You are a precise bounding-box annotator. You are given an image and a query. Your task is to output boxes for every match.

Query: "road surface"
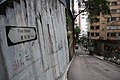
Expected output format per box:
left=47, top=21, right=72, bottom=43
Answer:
left=68, top=46, right=120, bottom=80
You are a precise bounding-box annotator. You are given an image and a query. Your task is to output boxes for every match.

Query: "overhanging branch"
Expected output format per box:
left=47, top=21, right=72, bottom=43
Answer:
left=73, top=7, right=87, bottom=20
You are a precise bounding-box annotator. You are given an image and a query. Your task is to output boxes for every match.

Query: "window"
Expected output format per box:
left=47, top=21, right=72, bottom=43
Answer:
left=107, top=33, right=110, bottom=37
left=96, top=33, right=99, bottom=36
left=107, top=33, right=116, bottom=37
left=91, top=33, right=94, bottom=36
left=107, top=18, right=111, bottom=22
left=111, top=2, right=117, bottom=6
left=118, top=33, right=120, bottom=36
left=111, top=33, right=116, bottom=37
left=96, top=26, right=100, bottom=29
left=110, top=9, right=120, bottom=14
left=111, top=9, right=117, bottom=14
left=94, top=18, right=99, bottom=22
left=93, top=18, right=100, bottom=22
left=111, top=17, right=116, bottom=21
left=90, top=18, right=99, bottom=23
left=90, top=26, right=94, bottom=29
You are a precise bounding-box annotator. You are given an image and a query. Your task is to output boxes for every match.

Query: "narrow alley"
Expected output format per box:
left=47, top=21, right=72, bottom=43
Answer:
left=68, top=45, right=120, bottom=80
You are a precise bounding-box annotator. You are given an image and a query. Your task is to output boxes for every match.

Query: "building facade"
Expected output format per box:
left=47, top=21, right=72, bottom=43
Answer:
left=89, top=0, right=120, bottom=55
left=78, top=0, right=89, bottom=37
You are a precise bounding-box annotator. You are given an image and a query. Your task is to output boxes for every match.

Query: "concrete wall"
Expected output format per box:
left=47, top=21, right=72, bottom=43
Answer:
left=0, top=0, right=69, bottom=80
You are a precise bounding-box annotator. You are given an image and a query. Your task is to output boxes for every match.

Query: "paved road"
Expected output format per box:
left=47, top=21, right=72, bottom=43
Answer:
left=68, top=46, right=120, bottom=80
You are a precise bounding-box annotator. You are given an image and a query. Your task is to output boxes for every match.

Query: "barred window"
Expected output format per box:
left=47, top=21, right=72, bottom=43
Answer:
left=118, top=33, right=120, bottom=36
left=96, top=33, right=99, bottom=36
left=107, top=33, right=110, bottom=37
left=111, top=2, right=117, bottom=6
left=91, top=33, right=94, bottom=36
left=90, top=26, right=94, bottom=29
left=111, top=9, right=117, bottom=14
left=111, top=33, right=116, bottom=37
left=107, top=18, right=111, bottom=22
left=96, top=26, right=100, bottom=29
left=111, top=17, right=116, bottom=21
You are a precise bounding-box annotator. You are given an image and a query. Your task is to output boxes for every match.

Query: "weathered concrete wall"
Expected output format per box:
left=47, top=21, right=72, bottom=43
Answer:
left=0, top=0, right=69, bottom=80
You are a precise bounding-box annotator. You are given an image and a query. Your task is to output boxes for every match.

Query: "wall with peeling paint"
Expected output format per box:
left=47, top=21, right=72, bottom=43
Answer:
left=0, top=0, right=69, bottom=80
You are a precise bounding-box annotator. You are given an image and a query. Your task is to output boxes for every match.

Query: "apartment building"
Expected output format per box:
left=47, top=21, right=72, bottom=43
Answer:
left=107, top=0, right=120, bottom=40
left=89, top=0, right=120, bottom=55
left=78, top=0, right=89, bottom=37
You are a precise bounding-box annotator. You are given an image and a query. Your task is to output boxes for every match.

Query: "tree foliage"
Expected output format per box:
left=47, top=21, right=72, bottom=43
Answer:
left=84, top=0, right=110, bottom=16
left=74, top=26, right=80, bottom=34
left=74, top=26, right=80, bottom=41
left=75, top=0, right=110, bottom=19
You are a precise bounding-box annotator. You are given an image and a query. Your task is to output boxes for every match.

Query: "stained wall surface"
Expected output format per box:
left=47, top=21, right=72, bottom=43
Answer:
left=0, top=0, right=69, bottom=80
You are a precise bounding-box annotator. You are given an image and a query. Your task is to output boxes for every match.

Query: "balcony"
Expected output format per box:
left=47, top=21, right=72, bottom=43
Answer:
left=107, top=22, right=120, bottom=26
left=107, top=26, right=120, bottom=30
left=91, top=22, right=100, bottom=26
left=107, top=36, right=120, bottom=40
left=110, top=5, right=120, bottom=9
left=90, top=36, right=100, bottom=40
left=90, top=30, right=100, bottom=33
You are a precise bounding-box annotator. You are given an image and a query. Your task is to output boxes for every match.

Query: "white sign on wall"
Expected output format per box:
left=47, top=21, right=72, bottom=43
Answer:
left=6, top=26, right=37, bottom=46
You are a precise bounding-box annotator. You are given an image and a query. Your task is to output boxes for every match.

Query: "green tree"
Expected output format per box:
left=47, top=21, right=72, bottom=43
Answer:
left=72, top=0, right=110, bottom=44
left=75, top=26, right=80, bottom=34
left=74, top=0, right=110, bottom=19
left=67, top=0, right=110, bottom=54
left=74, top=26, right=80, bottom=42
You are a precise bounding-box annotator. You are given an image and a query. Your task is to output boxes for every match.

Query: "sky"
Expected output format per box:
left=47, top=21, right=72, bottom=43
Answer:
left=74, top=0, right=78, bottom=11
left=74, top=0, right=89, bottom=36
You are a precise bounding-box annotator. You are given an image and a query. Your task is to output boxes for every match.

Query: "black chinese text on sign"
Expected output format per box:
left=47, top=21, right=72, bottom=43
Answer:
left=6, top=26, right=37, bottom=46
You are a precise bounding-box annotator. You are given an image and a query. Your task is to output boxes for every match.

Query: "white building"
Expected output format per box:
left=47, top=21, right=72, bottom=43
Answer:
left=78, top=0, right=90, bottom=37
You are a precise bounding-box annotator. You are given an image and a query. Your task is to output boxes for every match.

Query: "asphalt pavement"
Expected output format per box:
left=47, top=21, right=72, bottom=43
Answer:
left=67, top=45, right=120, bottom=80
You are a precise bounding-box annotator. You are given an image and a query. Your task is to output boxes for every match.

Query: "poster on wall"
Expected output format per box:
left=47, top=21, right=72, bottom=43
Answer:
left=6, top=26, right=37, bottom=46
